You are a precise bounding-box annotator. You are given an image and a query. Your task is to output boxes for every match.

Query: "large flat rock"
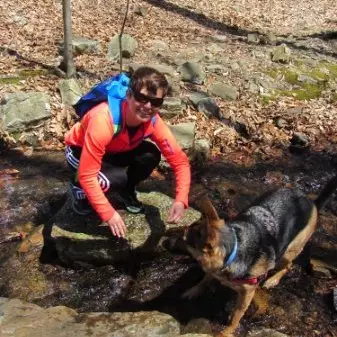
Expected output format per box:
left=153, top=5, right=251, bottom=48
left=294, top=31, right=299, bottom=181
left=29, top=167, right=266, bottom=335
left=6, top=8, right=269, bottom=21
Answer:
left=0, top=297, right=181, bottom=337
left=50, top=191, right=200, bottom=266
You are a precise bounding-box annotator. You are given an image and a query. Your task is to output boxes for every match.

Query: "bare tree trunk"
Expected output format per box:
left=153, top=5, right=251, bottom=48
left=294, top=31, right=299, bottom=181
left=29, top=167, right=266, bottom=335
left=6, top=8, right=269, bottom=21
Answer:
left=62, top=0, right=76, bottom=77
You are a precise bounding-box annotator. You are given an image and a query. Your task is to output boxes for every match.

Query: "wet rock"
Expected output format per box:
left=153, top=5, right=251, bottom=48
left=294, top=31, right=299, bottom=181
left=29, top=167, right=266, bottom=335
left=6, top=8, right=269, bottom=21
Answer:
left=0, top=225, right=59, bottom=301
left=50, top=192, right=200, bottom=266
left=0, top=297, right=181, bottom=337
left=247, top=328, right=290, bottom=337
left=0, top=155, right=66, bottom=236
left=181, top=318, right=213, bottom=335
left=127, top=254, right=194, bottom=302
left=0, top=220, right=132, bottom=308
left=108, top=34, right=138, bottom=60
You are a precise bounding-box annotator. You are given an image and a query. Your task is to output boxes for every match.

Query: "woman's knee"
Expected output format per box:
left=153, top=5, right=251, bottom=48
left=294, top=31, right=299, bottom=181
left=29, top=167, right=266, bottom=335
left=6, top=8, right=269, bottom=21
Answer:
left=99, top=166, right=128, bottom=192
left=140, top=142, right=161, bottom=167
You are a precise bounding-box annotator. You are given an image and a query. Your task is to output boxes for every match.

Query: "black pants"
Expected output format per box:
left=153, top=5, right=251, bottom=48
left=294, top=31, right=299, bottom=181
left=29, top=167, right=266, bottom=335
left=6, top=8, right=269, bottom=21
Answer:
left=65, top=141, right=161, bottom=199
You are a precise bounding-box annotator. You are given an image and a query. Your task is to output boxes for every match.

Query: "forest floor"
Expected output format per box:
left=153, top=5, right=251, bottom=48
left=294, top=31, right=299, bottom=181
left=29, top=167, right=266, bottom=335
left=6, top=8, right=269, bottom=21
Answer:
left=0, top=0, right=337, bottom=166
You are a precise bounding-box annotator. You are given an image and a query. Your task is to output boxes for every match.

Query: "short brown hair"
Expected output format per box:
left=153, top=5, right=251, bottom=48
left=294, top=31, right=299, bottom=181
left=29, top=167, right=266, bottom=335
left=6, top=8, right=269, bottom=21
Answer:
left=130, top=66, right=169, bottom=96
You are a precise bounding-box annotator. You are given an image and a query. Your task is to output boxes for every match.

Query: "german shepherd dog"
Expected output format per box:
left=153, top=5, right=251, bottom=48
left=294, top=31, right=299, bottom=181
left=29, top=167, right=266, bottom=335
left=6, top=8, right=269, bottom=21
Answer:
left=165, top=175, right=337, bottom=337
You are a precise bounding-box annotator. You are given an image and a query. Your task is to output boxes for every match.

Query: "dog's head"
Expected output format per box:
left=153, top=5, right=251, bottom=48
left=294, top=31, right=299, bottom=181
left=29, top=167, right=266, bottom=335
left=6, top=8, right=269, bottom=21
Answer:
left=184, top=197, right=227, bottom=272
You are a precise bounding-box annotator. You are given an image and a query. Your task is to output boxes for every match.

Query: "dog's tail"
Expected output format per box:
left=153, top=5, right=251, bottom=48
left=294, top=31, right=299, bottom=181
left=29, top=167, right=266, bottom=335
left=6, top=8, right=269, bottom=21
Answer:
left=315, top=174, right=337, bottom=210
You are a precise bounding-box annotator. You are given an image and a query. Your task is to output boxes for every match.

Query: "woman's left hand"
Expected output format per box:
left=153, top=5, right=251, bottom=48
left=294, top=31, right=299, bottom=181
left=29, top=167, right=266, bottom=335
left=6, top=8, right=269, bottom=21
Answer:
left=167, top=201, right=185, bottom=223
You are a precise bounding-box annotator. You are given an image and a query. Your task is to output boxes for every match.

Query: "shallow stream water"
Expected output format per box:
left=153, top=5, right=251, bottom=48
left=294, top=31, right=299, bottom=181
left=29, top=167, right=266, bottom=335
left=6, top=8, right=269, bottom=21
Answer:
left=0, top=148, right=336, bottom=336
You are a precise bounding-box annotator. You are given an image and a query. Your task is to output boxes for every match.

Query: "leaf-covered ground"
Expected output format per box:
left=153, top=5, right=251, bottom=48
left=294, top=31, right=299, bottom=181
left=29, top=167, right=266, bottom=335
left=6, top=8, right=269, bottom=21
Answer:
left=0, top=0, right=336, bottom=164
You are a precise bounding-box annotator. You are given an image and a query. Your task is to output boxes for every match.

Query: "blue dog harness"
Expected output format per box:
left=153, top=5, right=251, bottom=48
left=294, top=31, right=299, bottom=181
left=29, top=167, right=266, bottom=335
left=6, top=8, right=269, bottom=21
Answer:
left=223, top=228, right=238, bottom=267
left=223, top=227, right=267, bottom=285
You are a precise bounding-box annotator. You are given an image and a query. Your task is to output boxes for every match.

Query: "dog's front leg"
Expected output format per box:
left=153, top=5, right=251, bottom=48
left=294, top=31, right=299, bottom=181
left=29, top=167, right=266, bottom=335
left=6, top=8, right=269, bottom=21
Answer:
left=218, top=285, right=256, bottom=337
left=182, top=274, right=212, bottom=299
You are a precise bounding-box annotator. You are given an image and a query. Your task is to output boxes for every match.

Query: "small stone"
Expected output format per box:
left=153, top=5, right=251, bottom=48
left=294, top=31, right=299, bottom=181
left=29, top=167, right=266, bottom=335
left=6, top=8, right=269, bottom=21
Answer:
left=247, top=33, right=260, bottom=44
left=178, top=62, right=205, bottom=85
left=211, top=35, right=227, bottom=43
left=274, top=117, right=288, bottom=128
left=209, top=82, right=238, bottom=100
left=291, top=132, right=309, bottom=146
left=271, top=44, right=291, bottom=63
left=134, top=6, right=148, bottom=16
left=150, top=40, right=169, bottom=51
left=197, top=98, right=221, bottom=119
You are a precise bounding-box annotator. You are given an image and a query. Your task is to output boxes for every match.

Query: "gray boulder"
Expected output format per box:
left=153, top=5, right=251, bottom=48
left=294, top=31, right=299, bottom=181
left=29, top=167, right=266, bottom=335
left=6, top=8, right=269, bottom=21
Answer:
left=59, top=78, right=82, bottom=106
left=1, top=92, right=51, bottom=132
left=271, top=44, right=291, bottom=63
left=178, top=62, right=205, bottom=85
left=186, top=92, right=221, bottom=119
left=108, top=34, right=138, bottom=60
left=0, top=297, right=181, bottom=337
left=169, top=122, right=196, bottom=150
left=60, top=36, right=101, bottom=56
left=50, top=191, right=200, bottom=266
left=209, top=82, right=238, bottom=101
left=160, top=97, right=184, bottom=119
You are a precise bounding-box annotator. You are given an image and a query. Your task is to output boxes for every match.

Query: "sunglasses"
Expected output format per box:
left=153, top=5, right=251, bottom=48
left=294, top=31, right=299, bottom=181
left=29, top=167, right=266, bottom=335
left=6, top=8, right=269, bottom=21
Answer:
left=132, top=90, right=164, bottom=108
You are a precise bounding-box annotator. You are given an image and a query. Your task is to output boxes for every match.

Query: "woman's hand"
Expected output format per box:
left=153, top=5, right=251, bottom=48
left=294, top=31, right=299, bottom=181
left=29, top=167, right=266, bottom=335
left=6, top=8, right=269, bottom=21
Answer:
left=167, top=201, right=185, bottom=223
left=107, top=211, right=127, bottom=238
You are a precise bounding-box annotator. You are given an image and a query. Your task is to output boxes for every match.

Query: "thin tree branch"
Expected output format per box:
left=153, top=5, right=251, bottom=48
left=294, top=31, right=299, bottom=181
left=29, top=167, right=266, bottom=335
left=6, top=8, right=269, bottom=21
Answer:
left=119, top=0, right=131, bottom=72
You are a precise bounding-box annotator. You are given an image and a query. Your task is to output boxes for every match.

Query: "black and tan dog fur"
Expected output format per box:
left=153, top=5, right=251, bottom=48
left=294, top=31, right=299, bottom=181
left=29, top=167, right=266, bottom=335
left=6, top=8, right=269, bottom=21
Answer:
left=174, top=176, right=337, bottom=337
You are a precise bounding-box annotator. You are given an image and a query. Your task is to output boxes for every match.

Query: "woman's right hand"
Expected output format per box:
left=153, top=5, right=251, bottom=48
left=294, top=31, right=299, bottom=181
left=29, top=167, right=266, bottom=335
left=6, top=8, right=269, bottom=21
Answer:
left=107, top=211, right=127, bottom=238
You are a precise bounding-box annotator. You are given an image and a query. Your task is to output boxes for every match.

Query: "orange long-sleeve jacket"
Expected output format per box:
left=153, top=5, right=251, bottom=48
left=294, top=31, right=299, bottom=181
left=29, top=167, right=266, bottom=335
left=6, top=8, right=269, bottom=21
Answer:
left=65, top=101, right=191, bottom=221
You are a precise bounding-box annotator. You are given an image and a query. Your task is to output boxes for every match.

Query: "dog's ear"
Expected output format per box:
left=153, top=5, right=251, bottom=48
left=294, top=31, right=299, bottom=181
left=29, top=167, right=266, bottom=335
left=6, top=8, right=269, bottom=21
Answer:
left=197, top=197, right=222, bottom=224
left=197, top=197, right=225, bottom=249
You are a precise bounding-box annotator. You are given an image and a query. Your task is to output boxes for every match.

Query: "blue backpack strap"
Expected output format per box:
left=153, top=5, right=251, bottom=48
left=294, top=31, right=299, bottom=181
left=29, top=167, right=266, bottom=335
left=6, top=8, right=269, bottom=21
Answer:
left=107, top=73, right=130, bottom=136
left=109, top=98, right=123, bottom=135
left=151, top=115, right=157, bottom=125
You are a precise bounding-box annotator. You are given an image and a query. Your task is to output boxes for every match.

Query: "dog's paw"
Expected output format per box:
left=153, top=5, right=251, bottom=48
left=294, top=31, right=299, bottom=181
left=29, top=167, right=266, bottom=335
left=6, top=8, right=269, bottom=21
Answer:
left=262, top=277, right=280, bottom=289
left=158, top=236, right=174, bottom=250
left=182, top=286, right=202, bottom=299
left=216, top=327, right=235, bottom=337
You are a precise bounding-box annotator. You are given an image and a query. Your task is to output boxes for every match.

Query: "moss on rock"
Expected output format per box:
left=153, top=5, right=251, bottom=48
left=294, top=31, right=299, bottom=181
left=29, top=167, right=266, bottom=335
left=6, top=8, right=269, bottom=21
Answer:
left=264, top=60, right=337, bottom=101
